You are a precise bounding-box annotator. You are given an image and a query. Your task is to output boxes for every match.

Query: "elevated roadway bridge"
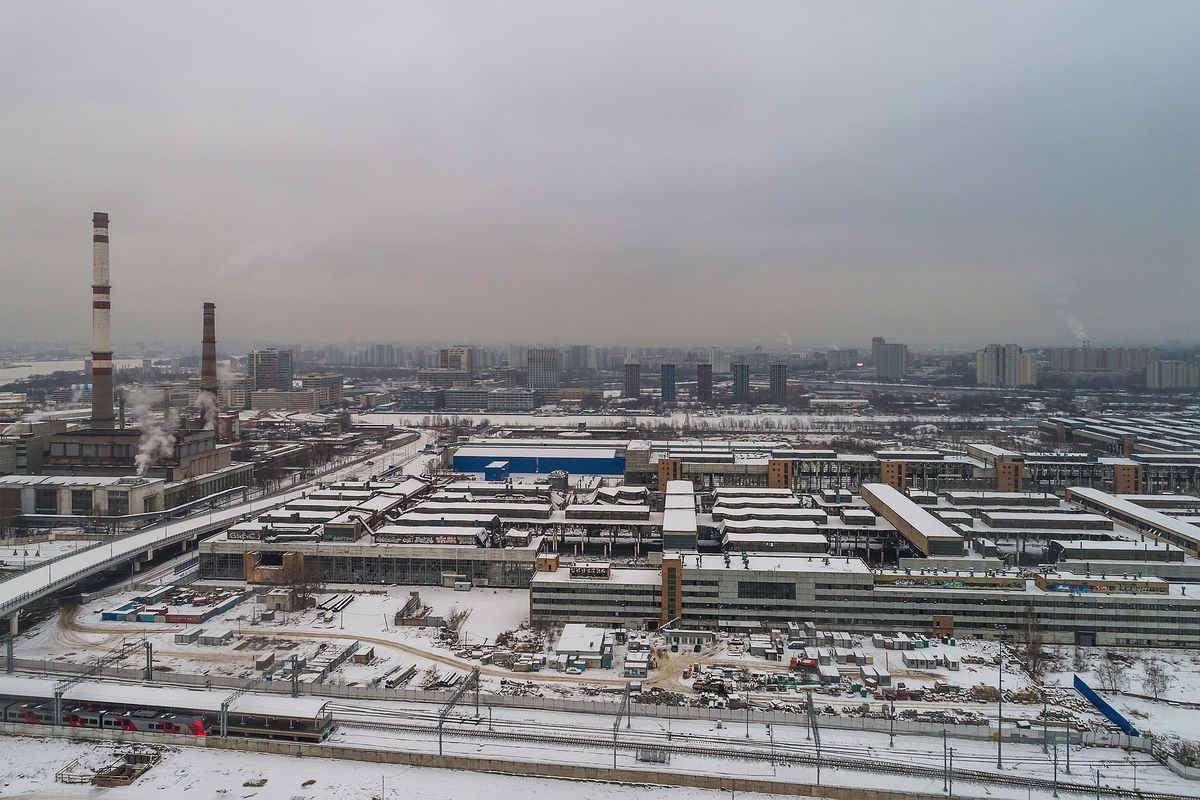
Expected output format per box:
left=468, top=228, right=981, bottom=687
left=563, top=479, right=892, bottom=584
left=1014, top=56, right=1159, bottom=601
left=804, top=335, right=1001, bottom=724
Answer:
left=0, top=489, right=309, bottom=634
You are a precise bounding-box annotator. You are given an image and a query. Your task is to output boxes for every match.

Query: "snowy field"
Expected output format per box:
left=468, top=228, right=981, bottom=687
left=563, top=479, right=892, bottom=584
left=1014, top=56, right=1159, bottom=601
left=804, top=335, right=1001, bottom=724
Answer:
left=0, top=539, right=97, bottom=570
left=0, top=735, right=786, bottom=800
left=16, top=584, right=534, bottom=687
left=15, top=582, right=1200, bottom=747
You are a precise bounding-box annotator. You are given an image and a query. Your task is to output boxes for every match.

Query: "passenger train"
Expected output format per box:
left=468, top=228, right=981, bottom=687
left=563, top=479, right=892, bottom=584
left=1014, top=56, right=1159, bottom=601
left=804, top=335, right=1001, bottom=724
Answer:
left=0, top=675, right=333, bottom=742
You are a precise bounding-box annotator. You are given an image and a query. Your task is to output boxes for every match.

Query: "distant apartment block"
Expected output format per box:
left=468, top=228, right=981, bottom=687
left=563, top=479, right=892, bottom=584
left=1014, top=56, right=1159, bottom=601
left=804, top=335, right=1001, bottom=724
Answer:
left=769, top=363, right=787, bottom=403
left=250, top=389, right=319, bottom=412
left=1147, top=360, right=1199, bottom=390
left=527, top=347, right=560, bottom=389
left=976, top=344, right=1036, bottom=387
left=624, top=363, right=641, bottom=398
left=732, top=363, right=750, bottom=401
left=416, top=368, right=472, bottom=388
left=249, top=349, right=294, bottom=391
left=1047, top=347, right=1157, bottom=373
left=874, top=341, right=908, bottom=380
left=660, top=363, right=676, bottom=402
left=696, top=363, right=713, bottom=402
left=301, top=374, right=345, bottom=407
left=439, top=346, right=475, bottom=378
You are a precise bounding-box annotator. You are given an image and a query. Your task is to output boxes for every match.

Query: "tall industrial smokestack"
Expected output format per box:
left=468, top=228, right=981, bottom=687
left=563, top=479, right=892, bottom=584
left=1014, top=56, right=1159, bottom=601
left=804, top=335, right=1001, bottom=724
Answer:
left=201, top=302, right=218, bottom=396
left=90, top=212, right=115, bottom=429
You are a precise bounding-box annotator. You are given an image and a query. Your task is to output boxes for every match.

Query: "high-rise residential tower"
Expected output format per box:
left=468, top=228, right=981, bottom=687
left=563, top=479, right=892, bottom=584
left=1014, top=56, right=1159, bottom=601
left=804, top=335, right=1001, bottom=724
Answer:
left=660, top=363, right=676, bottom=402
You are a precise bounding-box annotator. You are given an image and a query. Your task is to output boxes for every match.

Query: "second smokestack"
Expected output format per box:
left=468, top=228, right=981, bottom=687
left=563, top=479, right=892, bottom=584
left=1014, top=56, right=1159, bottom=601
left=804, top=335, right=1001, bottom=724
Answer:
left=90, top=212, right=115, bottom=429
left=201, top=302, right=218, bottom=397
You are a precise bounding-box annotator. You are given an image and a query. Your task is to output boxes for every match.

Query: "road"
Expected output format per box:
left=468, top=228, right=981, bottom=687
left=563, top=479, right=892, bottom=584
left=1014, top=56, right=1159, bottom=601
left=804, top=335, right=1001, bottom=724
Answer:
left=0, top=429, right=432, bottom=627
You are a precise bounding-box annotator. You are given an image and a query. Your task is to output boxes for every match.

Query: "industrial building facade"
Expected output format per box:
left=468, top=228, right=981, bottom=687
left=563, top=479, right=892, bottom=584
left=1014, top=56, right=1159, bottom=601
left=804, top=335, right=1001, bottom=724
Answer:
left=530, top=552, right=1200, bottom=647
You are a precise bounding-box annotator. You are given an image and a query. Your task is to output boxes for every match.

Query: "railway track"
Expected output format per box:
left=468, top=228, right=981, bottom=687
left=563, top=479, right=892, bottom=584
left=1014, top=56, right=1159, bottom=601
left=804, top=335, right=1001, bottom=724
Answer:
left=332, top=709, right=1189, bottom=800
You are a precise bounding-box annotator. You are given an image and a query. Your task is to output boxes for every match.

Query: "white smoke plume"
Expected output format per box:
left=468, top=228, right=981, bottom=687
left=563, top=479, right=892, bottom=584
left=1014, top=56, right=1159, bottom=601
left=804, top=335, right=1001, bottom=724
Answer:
left=70, top=385, right=85, bottom=404
left=780, top=331, right=794, bottom=347
left=128, top=389, right=176, bottom=476
left=195, top=392, right=219, bottom=431
left=1055, top=311, right=1088, bottom=343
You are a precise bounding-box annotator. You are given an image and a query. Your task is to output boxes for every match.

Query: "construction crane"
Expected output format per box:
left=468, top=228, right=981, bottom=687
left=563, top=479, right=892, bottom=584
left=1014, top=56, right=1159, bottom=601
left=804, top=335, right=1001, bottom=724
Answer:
left=53, top=638, right=152, bottom=723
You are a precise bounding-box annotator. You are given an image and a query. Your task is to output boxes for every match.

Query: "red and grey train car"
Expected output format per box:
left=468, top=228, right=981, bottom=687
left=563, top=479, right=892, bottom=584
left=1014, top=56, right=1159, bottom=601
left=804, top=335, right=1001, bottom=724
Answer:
left=0, top=675, right=332, bottom=742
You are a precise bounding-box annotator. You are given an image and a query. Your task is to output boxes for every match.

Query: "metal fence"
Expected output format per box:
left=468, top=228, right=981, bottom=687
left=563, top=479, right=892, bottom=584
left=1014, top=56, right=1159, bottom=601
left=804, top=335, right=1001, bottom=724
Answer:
left=4, top=656, right=1154, bottom=752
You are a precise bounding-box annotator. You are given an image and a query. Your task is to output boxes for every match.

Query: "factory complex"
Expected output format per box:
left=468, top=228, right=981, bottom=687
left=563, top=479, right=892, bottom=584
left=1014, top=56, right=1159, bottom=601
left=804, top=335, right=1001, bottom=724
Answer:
left=198, top=433, right=1200, bottom=649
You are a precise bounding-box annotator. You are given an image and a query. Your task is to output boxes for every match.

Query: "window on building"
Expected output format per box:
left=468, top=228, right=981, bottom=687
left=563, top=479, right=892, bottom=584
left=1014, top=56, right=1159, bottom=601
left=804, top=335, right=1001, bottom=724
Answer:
left=737, top=581, right=796, bottom=601
left=71, top=490, right=93, bottom=515
left=34, top=488, right=58, bottom=514
left=107, top=491, right=129, bottom=516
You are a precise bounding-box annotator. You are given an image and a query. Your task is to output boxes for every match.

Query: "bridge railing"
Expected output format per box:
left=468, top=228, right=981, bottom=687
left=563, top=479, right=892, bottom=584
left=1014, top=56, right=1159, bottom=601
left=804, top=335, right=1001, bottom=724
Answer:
left=1, top=517, right=247, bottom=617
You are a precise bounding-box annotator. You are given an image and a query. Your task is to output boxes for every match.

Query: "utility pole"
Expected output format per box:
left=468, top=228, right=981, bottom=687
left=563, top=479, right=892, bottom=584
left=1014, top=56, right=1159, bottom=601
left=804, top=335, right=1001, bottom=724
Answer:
left=1052, top=743, right=1059, bottom=797
left=890, top=698, right=895, bottom=747
left=997, top=640, right=1004, bottom=769
left=1043, top=690, right=1049, bottom=753
left=943, top=729, right=948, bottom=793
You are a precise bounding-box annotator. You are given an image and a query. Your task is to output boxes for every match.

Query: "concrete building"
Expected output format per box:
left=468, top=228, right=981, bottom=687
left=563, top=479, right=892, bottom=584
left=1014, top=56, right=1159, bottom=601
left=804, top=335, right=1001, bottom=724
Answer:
left=870, top=336, right=886, bottom=366
left=531, top=551, right=1200, bottom=646
left=250, top=389, right=320, bottom=412
left=1147, top=360, right=1199, bottom=390
left=875, top=341, right=908, bottom=380
left=249, top=350, right=294, bottom=391
left=567, top=345, right=591, bottom=371
left=439, top=346, right=475, bottom=379
left=623, top=363, right=641, bottom=399
left=976, top=344, right=1035, bottom=387
left=1047, top=347, right=1158, bottom=374
left=769, top=363, right=788, bottom=404
left=0, top=474, right=164, bottom=517
left=696, top=363, right=713, bottom=403
left=443, top=388, right=490, bottom=410
left=0, top=420, right=69, bottom=475
left=660, top=363, right=676, bottom=403
left=732, top=363, right=750, bottom=401
left=527, top=347, right=560, bottom=390
left=300, top=374, right=344, bottom=407
left=487, top=388, right=538, bottom=412
left=416, top=368, right=471, bottom=387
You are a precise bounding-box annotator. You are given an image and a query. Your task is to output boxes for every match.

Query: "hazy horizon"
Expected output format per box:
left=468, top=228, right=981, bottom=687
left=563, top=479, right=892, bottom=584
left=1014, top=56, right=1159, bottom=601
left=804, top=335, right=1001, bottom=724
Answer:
left=2, top=2, right=1197, bottom=348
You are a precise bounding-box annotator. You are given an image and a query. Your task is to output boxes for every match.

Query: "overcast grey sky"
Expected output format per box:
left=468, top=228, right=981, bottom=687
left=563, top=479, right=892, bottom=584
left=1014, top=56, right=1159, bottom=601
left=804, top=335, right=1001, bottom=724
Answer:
left=1, top=1, right=1196, bottom=350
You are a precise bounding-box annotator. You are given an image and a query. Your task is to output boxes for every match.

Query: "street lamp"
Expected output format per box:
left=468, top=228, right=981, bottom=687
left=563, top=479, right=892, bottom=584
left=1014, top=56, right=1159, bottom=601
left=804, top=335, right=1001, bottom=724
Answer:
left=890, top=698, right=895, bottom=747
left=996, top=625, right=1005, bottom=769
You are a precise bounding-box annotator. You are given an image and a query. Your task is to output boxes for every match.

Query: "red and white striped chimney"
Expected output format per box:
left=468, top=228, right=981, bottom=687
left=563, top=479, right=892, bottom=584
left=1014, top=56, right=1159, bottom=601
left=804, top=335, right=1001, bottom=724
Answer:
left=91, top=212, right=115, bottom=429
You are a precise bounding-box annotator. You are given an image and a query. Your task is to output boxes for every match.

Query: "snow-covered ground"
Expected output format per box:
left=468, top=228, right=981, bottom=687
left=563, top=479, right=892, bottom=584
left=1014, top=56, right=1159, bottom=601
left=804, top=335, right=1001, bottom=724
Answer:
left=357, top=411, right=1020, bottom=430
left=0, top=538, right=96, bottom=570
left=0, top=735, right=786, bottom=800
left=17, top=584, right=1200, bottom=750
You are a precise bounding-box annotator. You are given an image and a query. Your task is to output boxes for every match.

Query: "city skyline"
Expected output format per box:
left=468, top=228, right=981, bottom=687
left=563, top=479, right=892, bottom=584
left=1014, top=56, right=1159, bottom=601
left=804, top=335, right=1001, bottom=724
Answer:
left=2, top=3, right=1197, bottom=347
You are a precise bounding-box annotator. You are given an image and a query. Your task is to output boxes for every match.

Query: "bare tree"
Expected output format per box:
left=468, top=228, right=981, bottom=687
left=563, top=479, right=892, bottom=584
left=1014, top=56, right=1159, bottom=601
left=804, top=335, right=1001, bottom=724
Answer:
left=1018, top=604, right=1049, bottom=683
left=1072, top=644, right=1087, bottom=673
left=444, top=607, right=472, bottom=634
left=279, top=556, right=324, bottom=609
left=1143, top=658, right=1174, bottom=700
left=1095, top=651, right=1130, bottom=692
